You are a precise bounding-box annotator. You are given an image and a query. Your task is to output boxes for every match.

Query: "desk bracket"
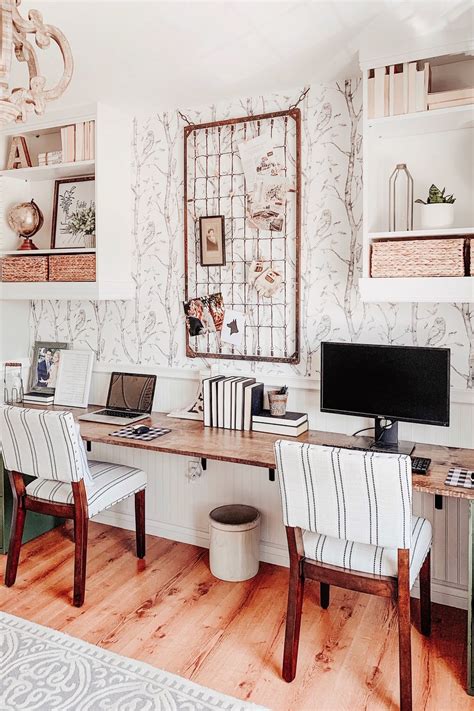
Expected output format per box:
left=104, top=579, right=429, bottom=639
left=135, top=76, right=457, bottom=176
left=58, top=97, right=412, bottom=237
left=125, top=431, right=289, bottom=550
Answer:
left=201, top=458, right=207, bottom=471
left=435, top=494, right=443, bottom=510
left=269, top=468, right=275, bottom=482
left=86, top=441, right=91, bottom=453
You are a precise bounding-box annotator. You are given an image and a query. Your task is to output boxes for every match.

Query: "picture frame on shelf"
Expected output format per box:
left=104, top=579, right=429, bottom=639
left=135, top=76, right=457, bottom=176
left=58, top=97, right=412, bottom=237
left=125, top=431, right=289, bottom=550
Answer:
left=199, top=215, right=226, bottom=267
left=29, top=341, right=70, bottom=394
left=51, top=176, right=96, bottom=249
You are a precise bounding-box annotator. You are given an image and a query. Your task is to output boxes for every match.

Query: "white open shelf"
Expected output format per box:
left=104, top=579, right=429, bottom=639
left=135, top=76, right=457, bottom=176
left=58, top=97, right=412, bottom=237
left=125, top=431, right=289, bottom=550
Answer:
left=0, top=160, right=95, bottom=182
left=359, top=276, right=474, bottom=303
left=1, top=248, right=97, bottom=256
left=0, top=279, right=134, bottom=301
left=367, top=104, right=474, bottom=139
left=368, top=227, right=474, bottom=240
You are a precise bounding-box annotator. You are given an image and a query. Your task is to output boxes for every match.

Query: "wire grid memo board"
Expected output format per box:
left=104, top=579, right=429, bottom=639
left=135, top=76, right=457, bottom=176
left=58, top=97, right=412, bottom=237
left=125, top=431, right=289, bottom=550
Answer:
left=183, top=108, right=301, bottom=363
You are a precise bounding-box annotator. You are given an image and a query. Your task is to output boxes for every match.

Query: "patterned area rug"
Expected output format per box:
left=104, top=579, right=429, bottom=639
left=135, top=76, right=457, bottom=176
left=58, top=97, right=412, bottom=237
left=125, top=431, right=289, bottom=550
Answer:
left=0, top=612, right=267, bottom=711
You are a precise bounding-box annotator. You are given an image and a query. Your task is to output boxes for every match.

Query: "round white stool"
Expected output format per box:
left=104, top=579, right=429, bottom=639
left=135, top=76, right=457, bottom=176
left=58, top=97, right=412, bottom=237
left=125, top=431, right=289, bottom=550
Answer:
left=209, top=504, right=261, bottom=582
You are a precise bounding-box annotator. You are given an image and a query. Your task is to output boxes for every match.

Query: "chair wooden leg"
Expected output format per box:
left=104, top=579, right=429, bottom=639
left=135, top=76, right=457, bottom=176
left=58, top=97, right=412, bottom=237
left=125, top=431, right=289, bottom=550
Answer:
left=320, top=582, right=330, bottom=609
left=5, top=496, right=26, bottom=587
left=72, top=480, right=89, bottom=607
left=397, top=549, right=412, bottom=711
left=419, top=550, right=431, bottom=637
left=283, top=527, right=305, bottom=683
left=135, top=489, right=146, bottom=559
left=73, top=512, right=88, bottom=607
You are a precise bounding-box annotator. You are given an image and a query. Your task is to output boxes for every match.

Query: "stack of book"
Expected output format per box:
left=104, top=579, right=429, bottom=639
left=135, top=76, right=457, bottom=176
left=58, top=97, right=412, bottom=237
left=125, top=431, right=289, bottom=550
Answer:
left=252, top=411, right=308, bottom=437
left=38, top=150, right=62, bottom=166
left=203, top=376, right=264, bottom=431
left=368, top=61, right=430, bottom=118
left=60, top=121, right=95, bottom=163
left=23, top=390, right=54, bottom=405
left=427, top=88, right=474, bottom=110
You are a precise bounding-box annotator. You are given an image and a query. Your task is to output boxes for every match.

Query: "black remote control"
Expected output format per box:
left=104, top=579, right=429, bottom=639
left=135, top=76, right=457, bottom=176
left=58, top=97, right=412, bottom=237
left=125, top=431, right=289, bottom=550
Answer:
left=411, top=457, right=431, bottom=475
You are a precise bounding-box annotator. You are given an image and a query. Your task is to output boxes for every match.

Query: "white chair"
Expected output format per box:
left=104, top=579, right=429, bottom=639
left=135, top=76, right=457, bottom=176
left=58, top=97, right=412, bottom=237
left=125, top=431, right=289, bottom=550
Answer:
left=1, top=405, right=147, bottom=606
left=275, top=440, right=432, bottom=711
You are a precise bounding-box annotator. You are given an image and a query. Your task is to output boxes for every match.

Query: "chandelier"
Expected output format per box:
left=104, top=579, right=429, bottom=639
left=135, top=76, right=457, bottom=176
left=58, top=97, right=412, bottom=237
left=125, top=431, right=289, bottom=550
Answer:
left=0, top=0, right=73, bottom=126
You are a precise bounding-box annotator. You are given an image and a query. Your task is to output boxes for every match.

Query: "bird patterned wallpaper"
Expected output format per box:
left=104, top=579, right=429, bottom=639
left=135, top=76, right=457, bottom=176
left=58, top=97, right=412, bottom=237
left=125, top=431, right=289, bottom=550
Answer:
left=30, top=79, right=473, bottom=389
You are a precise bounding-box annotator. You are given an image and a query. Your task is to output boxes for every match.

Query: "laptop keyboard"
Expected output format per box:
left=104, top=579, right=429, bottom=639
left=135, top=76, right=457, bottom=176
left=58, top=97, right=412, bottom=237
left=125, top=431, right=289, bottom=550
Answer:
left=102, top=409, right=143, bottom=418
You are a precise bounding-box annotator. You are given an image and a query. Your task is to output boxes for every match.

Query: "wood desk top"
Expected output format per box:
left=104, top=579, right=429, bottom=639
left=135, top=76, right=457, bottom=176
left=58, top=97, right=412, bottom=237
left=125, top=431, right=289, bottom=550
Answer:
left=68, top=406, right=474, bottom=502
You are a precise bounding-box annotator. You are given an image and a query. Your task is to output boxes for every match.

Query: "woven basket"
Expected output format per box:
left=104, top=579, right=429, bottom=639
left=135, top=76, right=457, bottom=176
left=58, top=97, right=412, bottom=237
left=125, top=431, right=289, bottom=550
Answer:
left=49, top=254, right=96, bottom=282
left=371, top=237, right=466, bottom=278
left=1, top=256, right=48, bottom=282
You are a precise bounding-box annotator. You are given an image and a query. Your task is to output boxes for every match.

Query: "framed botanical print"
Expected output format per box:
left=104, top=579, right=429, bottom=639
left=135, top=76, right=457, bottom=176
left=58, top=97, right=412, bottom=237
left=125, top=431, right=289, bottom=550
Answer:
left=51, top=176, right=95, bottom=249
left=199, top=215, right=226, bottom=267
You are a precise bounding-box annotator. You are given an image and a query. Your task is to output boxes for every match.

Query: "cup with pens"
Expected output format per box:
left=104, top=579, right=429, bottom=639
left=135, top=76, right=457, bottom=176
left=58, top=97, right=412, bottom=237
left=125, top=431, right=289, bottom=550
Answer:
left=268, top=385, right=288, bottom=417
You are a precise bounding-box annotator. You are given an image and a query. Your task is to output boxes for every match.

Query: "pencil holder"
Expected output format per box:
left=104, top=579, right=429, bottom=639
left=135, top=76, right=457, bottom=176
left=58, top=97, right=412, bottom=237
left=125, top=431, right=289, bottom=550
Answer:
left=268, top=390, right=288, bottom=417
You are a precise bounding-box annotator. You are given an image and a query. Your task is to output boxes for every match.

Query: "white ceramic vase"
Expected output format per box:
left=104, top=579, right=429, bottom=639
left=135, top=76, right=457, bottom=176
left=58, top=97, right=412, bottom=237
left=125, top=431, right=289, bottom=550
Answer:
left=420, top=203, right=454, bottom=230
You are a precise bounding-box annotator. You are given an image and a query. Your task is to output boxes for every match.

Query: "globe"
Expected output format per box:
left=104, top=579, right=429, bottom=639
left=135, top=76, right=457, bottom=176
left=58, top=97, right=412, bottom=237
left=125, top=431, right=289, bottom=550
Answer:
left=7, top=199, right=44, bottom=250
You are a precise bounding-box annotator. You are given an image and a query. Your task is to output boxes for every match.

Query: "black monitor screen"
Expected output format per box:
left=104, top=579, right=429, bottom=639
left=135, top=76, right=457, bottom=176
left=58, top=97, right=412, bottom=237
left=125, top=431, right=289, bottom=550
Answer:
left=320, top=342, right=450, bottom=426
left=107, top=373, right=156, bottom=413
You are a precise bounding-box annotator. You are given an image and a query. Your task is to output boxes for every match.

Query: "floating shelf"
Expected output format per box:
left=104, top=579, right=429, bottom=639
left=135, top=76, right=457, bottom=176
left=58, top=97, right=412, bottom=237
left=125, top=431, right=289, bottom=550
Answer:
left=367, top=104, right=474, bottom=139
left=0, top=160, right=95, bottom=182
left=0, top=279, right=135, bottom=301
left=368, top=227, right=474, bottom=240
left=0, top=248, right=97, bottom=256
left=359, top=276, right=474, bottom=303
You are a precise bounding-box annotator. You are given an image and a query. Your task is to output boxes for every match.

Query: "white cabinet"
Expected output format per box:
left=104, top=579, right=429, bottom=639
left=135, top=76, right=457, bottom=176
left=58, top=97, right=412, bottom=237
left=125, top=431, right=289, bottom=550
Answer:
left=0, top=103, right=134, bottom=300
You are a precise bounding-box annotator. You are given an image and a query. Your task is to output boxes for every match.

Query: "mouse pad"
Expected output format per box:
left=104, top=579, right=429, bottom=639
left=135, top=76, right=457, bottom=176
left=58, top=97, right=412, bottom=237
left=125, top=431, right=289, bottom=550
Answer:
left=110, top=426, right=171, bottom=441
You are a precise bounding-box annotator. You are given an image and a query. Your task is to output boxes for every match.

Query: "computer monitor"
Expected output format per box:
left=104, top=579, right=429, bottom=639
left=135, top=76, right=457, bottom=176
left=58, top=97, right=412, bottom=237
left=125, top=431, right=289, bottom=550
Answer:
left=320, top=342, right=450, bottom=455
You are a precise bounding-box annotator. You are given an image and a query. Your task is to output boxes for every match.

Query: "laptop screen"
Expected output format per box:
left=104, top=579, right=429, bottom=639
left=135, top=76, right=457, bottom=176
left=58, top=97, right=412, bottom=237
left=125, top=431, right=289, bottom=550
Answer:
left=107, top=373, right=156, bottom=413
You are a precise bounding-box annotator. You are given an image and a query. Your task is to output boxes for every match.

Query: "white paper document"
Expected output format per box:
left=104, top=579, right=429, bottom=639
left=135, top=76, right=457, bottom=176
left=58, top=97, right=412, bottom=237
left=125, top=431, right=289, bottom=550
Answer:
left=54, top=350, right=94, bottom=408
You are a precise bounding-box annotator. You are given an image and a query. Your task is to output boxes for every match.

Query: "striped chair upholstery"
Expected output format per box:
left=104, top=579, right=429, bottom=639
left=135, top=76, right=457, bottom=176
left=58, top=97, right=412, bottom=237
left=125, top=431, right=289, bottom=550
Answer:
left=275, top=440, right=431, bottom=586
left=0, top=406, right=146, bottom=517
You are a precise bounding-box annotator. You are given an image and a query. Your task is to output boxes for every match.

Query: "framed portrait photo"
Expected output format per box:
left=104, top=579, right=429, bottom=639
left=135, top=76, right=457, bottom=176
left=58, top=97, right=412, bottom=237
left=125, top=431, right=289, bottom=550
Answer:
left=199, top=215, right=226, bottom=267
left=29, top=341, right=70, bottom=394
left=51, top=176, right=95, bottom=249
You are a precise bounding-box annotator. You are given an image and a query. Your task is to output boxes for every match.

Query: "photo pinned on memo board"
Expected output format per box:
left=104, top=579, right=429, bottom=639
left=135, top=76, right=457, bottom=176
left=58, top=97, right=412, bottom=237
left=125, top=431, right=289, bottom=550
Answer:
left=29, top=341, right=70, bottom=394
left=51, top=176, right=95, bottom=249
left=199, top=215, right=225, bottom=267
left=220, top=309, right=246, bottom=348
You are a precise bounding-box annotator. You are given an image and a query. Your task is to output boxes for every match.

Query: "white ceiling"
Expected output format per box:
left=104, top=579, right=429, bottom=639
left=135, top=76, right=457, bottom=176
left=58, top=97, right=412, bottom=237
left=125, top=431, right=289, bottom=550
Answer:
left=10, top=0, right=474, bottom=113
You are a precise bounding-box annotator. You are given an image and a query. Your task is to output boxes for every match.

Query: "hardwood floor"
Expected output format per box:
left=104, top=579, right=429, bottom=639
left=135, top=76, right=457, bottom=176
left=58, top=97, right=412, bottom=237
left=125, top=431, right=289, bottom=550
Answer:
left=0, top=521, right=469, bottom=711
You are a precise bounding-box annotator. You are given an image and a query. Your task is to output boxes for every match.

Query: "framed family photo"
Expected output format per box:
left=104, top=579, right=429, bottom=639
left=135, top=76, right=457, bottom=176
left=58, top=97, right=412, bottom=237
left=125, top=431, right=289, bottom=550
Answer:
left=199, top=215, right=226, bottom=267
left=51, top=176, right=96, bottom=249
left=29, top=341, right=69, bottom=394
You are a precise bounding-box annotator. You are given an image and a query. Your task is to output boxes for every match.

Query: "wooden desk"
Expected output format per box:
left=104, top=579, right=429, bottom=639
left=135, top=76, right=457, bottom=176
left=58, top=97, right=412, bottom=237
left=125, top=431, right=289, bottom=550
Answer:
left=19, top=404, right=474, bottom=694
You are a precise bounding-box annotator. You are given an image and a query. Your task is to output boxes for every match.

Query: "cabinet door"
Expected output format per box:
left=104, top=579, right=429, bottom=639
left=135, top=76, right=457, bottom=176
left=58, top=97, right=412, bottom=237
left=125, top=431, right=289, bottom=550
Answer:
left=0, top=456, right=64, bottom=554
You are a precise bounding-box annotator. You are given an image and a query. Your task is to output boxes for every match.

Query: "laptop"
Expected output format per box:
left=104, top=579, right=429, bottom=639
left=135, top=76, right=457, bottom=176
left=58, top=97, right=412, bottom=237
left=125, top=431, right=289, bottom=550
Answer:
left=79, top=372, right=157, bottom=426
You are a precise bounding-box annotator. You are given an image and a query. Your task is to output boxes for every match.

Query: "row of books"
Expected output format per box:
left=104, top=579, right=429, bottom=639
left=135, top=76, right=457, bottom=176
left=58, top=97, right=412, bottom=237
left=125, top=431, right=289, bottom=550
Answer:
left=60, top=121, right=95, bottom=163
left=203, top=376, right=263, bottom=431
left=427, top=87, right=474, bottom=110
left=368, top=62, right=430, bottom=118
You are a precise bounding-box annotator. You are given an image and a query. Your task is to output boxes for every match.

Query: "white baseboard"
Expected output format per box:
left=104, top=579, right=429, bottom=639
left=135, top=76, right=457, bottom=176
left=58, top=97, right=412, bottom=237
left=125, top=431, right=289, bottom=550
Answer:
left=93, top=510, right=468, bottom=611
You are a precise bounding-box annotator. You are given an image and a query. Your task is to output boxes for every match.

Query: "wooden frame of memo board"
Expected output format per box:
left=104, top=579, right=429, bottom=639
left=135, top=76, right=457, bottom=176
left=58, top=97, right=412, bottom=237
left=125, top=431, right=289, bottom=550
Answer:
left=183, top=108, right=301, bottom=363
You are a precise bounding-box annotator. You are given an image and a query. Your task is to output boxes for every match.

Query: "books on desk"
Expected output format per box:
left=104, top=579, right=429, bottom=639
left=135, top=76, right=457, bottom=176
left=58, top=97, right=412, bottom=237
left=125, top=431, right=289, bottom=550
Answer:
left=23, top=391, right=55, bottom=404
left=252, top=411, right=309, bottom=437
left=203, top=375, right=263, bottom=431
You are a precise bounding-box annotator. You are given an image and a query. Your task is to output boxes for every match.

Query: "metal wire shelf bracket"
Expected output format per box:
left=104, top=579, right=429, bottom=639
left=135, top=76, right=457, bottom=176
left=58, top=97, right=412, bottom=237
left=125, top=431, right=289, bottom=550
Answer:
left=183, top=108, right=301, bottom=364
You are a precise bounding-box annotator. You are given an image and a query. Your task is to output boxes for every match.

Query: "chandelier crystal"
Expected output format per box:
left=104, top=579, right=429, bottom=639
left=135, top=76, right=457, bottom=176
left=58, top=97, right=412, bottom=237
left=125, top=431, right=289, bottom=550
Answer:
left=0, top=0, right=73, bottom=126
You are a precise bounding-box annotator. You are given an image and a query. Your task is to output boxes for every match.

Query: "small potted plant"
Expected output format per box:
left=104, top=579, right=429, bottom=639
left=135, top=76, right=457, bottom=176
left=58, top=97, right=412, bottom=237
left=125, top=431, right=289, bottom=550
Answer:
left=415, top=184, right=455, bottom=229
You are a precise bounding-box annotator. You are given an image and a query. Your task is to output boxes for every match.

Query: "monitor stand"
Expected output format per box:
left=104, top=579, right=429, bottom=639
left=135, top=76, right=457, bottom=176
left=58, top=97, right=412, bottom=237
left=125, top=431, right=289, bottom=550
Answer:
left=353, top=418, right=415, bottom=456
